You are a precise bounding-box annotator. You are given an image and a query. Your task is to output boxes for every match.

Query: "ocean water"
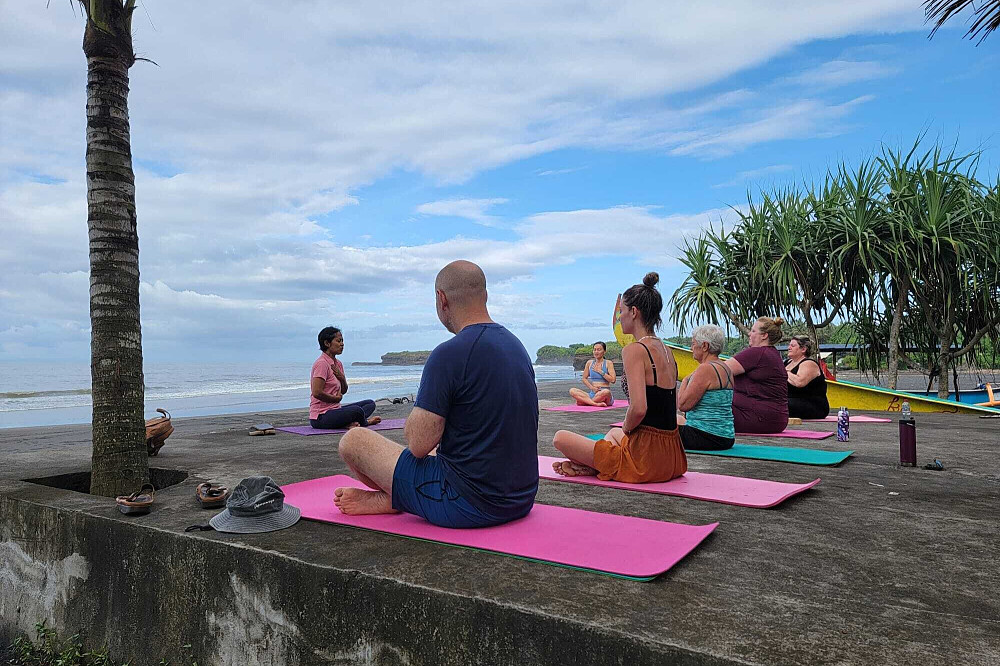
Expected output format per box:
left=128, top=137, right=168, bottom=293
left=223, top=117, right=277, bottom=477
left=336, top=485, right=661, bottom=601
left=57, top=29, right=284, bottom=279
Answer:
left=0, top=361, right=577, bottom=429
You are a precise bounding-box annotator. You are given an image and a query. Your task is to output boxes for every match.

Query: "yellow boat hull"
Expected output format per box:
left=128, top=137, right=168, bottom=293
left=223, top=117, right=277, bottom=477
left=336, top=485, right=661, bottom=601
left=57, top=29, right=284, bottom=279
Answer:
left=664, top=342, right=998, bottom=416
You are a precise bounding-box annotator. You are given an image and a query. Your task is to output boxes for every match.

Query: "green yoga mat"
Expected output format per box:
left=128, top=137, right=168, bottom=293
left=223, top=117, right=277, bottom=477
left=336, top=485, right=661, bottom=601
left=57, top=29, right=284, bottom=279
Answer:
left=584, top=434, right=853, bottom=466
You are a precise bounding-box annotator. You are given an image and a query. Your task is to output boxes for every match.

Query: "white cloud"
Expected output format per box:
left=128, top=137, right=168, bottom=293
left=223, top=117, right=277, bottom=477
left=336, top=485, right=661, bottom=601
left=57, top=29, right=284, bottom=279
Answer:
left=670, top=96, right=876, bottom=158
left=0, top=1, right=923, bottom=360
left=713, top=164, right=796, bottom=189
left=784, top=60, right=902, bottom=89
left=536, top=167, right=588, bottom=177
left=416, top=198, right=509, bottom=227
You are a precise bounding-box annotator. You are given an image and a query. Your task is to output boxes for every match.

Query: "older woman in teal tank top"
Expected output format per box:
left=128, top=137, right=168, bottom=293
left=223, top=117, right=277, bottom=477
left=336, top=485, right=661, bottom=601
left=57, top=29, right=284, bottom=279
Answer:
left=677, top=325, right=735, bottom=450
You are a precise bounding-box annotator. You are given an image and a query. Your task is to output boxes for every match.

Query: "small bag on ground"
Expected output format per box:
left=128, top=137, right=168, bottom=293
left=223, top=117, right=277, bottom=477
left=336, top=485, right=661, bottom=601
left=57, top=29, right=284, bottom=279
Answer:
left=145, top=408, right=173, bottom=456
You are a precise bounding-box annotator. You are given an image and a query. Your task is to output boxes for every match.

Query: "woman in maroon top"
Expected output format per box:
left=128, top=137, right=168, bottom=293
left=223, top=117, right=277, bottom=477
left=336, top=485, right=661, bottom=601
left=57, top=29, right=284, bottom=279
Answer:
left=723, top=317, right=789, bottom=434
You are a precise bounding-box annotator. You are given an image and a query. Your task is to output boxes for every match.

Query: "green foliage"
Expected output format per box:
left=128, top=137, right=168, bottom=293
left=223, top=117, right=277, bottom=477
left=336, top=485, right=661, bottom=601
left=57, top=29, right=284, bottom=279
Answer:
left=669, top=136, right=1000, bottom=394
left=535, top=345, right=575, bottom=363
left=7, top=623, right=113, bottom=666
left=5, top=623, right=200, bottom=666
left=536, top=341, right=623, bottom=364
left=838, top=355, right=859, bottom=370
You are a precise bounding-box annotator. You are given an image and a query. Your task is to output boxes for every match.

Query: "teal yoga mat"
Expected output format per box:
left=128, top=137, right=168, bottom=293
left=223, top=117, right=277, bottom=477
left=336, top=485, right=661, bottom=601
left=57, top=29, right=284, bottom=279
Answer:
left=584, top=434, right=853, bottom=466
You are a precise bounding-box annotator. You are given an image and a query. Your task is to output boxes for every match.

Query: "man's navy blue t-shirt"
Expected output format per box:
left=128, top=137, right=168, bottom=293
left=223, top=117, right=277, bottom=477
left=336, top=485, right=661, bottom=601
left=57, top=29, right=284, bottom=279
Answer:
left=415, top=322, right=539, bottom=520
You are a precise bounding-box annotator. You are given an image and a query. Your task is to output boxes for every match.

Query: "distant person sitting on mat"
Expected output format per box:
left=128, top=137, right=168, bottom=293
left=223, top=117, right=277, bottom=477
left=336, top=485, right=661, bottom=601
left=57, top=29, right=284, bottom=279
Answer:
left=724, top=317, right=789, bottom=434
left=334, top=260, right=539, bottom=528
left=569, top=341, right=616, bottom=406
left=785, top=336, right=829, bottom=420
left=551, top=272, right=687, bottom=482
left=677, top=325, right=735, bottom=451
left=310, top=327, right=382, bottom=430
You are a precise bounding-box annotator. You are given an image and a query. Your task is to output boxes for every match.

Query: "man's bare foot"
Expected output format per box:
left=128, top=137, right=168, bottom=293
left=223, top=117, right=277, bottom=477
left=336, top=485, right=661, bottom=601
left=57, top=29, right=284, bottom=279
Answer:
left=333, top=487, right=399, bottom=515
left=367, top=416, right=382, bottom=426
left=552, top=460, right=598, bottom=477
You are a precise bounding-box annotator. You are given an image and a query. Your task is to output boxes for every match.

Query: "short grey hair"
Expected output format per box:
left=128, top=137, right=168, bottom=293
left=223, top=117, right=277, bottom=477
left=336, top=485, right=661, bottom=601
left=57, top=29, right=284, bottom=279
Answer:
left=691, top=325, right=726, bottom=355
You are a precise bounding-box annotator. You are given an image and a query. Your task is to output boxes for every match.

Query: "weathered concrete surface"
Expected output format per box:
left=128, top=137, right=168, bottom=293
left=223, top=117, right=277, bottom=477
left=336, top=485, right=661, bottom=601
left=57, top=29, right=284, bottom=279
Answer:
left=1, top=381, right=998, bottom=665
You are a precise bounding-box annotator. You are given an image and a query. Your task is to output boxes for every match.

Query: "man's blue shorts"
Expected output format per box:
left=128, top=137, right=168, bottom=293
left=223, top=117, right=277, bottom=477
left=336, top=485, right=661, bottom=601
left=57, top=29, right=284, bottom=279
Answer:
left=391, top=449, right=505, bottom=528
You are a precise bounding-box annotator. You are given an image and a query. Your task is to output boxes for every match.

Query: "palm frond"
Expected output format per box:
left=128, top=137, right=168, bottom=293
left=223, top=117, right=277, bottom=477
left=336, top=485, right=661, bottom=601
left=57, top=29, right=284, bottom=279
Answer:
left=925, top=0, right=1000, bottom=43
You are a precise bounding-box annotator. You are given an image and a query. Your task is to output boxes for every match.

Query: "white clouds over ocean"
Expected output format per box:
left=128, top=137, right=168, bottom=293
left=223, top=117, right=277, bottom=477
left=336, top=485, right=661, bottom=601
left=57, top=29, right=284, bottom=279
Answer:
left=4, top=0, right=978, bottom=362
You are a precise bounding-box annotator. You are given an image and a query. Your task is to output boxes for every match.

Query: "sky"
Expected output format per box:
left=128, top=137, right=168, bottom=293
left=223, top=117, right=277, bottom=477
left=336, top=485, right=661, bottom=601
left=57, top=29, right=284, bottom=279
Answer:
left=1, top=1, right=998, bottom=365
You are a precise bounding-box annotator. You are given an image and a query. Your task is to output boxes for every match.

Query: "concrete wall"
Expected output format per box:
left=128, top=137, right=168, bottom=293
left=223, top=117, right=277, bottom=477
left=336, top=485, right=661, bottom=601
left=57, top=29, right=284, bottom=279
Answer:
left=0, top=494, right=724, bottom=666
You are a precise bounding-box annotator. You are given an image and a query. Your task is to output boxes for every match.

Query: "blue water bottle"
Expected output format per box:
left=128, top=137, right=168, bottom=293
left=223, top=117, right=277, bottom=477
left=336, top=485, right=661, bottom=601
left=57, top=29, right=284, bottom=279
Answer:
left=837, top=406, right=850, bottom=442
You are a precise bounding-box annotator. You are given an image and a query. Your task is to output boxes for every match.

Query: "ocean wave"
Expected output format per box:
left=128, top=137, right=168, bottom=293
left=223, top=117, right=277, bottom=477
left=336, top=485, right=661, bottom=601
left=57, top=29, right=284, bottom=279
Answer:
left=0, top=388, right=92, bottom=399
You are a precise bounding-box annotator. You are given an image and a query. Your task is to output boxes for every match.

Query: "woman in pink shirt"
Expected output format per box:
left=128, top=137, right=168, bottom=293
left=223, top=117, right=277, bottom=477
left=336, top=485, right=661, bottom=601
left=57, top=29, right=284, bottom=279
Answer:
left=310, top=327, right=381, bottom=430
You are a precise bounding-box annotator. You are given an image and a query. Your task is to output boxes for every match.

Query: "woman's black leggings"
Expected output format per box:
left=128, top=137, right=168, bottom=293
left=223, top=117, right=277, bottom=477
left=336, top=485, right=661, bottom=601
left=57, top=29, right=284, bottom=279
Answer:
left=311, top=400, right=377, bottom=429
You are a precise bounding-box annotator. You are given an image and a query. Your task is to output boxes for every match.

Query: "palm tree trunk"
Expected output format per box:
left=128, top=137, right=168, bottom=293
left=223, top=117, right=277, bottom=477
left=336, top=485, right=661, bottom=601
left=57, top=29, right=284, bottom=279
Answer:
left=936, top=336, right=953, bottom=399
left=84, top=6, right=148, bottom=497
left=886, top=282, right=905, bottom=390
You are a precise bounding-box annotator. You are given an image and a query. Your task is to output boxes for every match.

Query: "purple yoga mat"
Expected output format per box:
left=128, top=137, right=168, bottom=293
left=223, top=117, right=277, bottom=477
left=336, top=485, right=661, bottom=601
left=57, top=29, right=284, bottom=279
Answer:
left=804, top=415, right=891, bottom=423
left=276, top=418, right=407, bottom=436
left=281, top=475, right=717, bottom=579
left=539, top=456, right=819, bottom=508
left=544, top=400, right=630, bottom=413
left=605, top=422, right=834, bottom=440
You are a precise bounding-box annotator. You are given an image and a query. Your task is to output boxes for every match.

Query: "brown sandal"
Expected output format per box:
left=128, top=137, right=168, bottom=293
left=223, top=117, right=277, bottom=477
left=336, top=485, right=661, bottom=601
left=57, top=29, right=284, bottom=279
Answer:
left=145, top=408, right=174, bottom=456
left=196, top=482, right=230, bottom=508
left=116, top=483, right=155, bottom=515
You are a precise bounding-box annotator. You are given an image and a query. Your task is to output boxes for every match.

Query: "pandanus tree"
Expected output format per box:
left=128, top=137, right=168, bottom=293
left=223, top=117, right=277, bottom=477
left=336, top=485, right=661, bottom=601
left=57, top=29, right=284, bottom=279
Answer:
left=79, top=0, right=149, bottom=496
left=672, top=182, right=855, bottom=350
left=905, top=153, right=1000, bottom=397
left=672, top=138, right=1000, bottom=397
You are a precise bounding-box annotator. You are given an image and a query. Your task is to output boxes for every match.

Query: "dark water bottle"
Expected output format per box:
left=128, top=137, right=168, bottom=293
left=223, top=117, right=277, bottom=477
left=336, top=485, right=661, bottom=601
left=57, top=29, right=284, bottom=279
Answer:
left=899, top=400, right=916, bottom=466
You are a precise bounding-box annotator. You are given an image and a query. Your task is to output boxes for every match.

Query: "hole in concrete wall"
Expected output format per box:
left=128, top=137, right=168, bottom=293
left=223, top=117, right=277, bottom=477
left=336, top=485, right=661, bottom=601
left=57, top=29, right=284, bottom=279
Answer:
left=23, top=468, right=188, bottom=494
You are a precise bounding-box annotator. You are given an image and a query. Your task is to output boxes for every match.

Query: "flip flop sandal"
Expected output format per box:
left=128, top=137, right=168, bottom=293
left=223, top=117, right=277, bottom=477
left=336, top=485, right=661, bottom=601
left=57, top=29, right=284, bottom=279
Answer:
left=116, top=483, right=155, bottom=515
left=195, top=482, right=230, bottom=508
left=923, top=459, right=945, bottom=471
left=248, top=423, right=276, bottom=436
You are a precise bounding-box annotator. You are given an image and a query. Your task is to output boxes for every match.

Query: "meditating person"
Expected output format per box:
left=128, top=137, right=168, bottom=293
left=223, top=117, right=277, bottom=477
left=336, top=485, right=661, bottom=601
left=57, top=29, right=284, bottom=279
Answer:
left=551, top=272, right=687, bottom=482
left=334, top=260, right=539, bottom=527
left=569, top=342, right=616, bottom=406
left=785, top=335, right=830, bottom=419
left=677, top=324, right=735, bottom=451
left=724, top=317, right=789, bottom=434
left=310, top=327, right=381, bottom=430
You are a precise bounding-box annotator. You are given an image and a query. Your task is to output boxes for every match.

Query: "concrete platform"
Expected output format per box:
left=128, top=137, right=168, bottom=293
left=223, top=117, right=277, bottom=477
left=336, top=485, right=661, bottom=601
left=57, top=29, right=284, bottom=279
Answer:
left=1, top=381, right=998, bottom=665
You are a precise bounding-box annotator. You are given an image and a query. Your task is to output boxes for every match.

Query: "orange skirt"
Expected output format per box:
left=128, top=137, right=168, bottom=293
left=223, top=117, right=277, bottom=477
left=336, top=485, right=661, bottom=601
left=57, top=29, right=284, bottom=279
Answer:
left=593, top=425, right=687, bottom=483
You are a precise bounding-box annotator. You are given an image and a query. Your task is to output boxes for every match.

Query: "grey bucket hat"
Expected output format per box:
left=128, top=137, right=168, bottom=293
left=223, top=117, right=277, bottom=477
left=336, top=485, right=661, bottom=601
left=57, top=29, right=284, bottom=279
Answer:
left=209, top=476, right=300, bottom=534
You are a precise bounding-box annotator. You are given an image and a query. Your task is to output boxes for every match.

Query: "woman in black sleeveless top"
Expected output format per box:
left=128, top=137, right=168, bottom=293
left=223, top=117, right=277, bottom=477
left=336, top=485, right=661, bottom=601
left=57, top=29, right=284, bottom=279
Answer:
left=550, top=273, right=687, bottom=482
left=785, top=336, right=829, bottom=419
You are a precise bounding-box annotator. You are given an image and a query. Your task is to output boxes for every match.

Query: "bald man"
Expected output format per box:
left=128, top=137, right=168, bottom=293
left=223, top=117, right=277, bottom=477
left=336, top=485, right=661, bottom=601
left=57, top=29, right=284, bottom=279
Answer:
left=334, top=260, right=539, bottom=527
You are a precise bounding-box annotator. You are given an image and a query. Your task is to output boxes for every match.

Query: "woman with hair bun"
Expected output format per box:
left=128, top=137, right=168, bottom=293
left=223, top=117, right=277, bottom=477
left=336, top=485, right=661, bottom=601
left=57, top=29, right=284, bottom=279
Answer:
left=551, top=272, right=687, bottom=483
left=723, top=316, right=789, bottom=434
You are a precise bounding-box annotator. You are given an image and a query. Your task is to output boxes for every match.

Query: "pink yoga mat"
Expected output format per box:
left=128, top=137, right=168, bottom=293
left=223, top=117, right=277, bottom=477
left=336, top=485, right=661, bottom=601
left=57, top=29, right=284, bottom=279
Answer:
left=544, top=400, right=630, bottom=413
left=281, top=475, right=718, bottom=580
left=276, top=418, right=406, bottom=436
left=804, top=415, right=891, bottom=423
left=538, top=456, right=819, bottom=508
left=606, top=422, right=833, bottom=440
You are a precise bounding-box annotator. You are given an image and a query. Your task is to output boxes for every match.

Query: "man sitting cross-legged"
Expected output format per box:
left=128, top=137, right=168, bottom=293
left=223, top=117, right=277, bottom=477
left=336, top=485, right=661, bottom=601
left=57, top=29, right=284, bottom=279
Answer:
left=334, top=260, right=540, bottom=528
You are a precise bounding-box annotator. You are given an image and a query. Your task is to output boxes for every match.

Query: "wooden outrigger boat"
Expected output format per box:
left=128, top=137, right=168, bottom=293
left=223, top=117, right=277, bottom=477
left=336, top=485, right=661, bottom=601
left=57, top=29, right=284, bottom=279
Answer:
left=663, top=342, right=999, bottom=415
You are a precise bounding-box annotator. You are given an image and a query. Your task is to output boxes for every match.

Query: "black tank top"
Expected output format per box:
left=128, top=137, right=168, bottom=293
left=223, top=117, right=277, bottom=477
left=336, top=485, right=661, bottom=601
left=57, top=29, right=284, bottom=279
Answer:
left=787, top=358, right=827, bottom=399
left=637, top=341, right=677, bottom=430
